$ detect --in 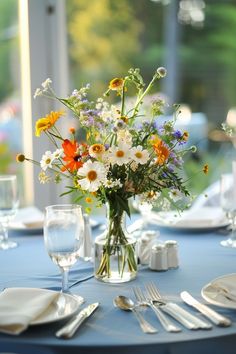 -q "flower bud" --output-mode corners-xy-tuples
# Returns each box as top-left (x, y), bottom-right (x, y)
(156, 67), (167, 78)
(16, 154), (25, 162)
